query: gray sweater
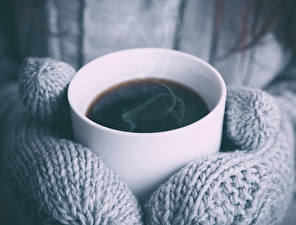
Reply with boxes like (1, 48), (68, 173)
(0, 0), (296, 224)
(1, 0), (296, 117)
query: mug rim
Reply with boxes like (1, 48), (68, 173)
(68, 48), (226, 137)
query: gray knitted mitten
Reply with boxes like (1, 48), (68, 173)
(4, 58), (143, 225)
(145, 88), (295, 225)
(3, 57), (295, 225)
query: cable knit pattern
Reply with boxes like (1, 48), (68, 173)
(145, 88), (294, 225)
(2, 58), (295, 225)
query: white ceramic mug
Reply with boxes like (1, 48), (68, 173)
(68, 48), (226, 199)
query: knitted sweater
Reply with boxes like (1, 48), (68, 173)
(0, 0), (296, 224)
(2, 0), (296, 118)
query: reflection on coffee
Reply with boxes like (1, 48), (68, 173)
(86, 78), (209, 132)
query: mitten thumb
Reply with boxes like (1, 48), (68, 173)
(223, 87), (281, 150)
(18, 57), (75, 125)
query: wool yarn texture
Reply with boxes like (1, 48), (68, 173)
(145, 88), (294, 225)
(4, 58), (143, 225)
(3, 57), (295, 225)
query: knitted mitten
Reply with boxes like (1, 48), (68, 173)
(145, 88), (295, 225)
(3, 57), (295, 225)
(3, 58), (143, 225)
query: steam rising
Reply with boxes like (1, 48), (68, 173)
(90, 1), (186, 132)
(106, 0), (180, 48)
(122, 82), (185, 131)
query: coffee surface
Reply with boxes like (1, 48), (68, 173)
(86, 78), (209, 132)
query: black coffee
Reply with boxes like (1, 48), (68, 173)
(86, 78), (209, 133)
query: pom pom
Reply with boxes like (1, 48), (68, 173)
(19, 57), (75, 123)
(225, 87), (281, 149)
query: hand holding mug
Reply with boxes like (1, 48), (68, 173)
(68, 48), (226, 199)
(3, 51), (294, 225)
